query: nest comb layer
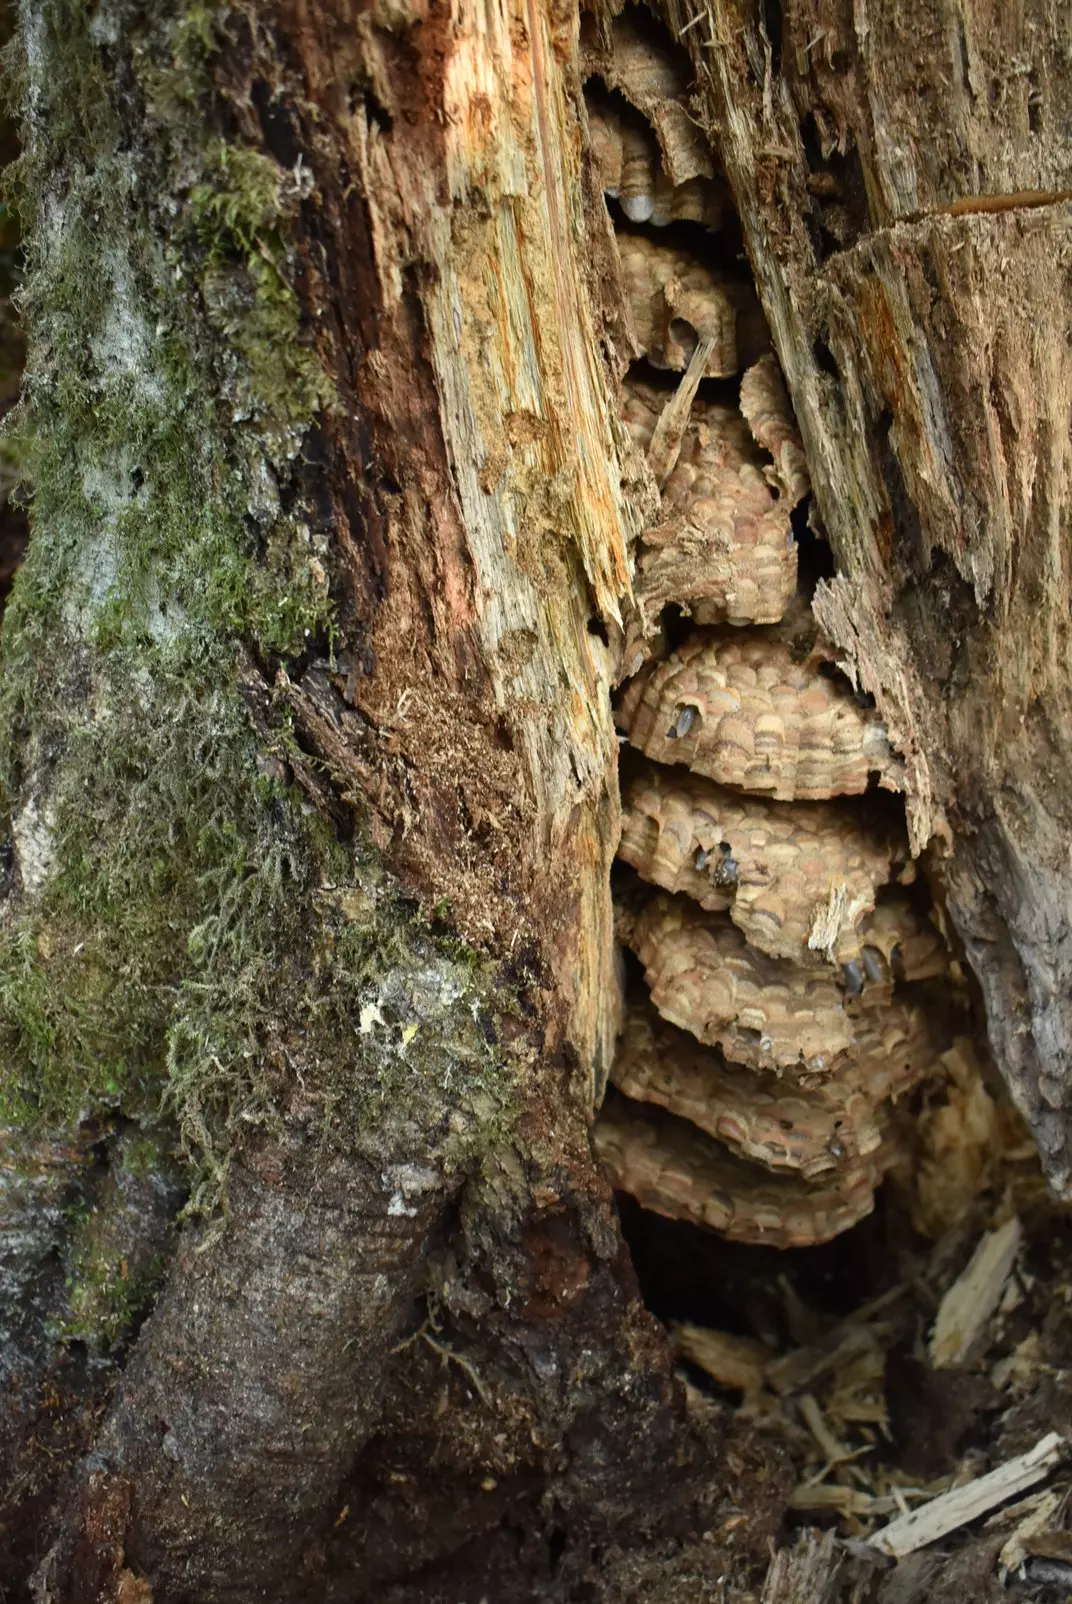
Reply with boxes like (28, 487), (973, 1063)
(621, 376), (801, 628)
(616, 630), (904, 800)
(619, 891), (854, 1074)
(617, 232), (768, 377)
(582, 11), (715, 188)
(587, 98), (725, 229)
(843, 995), (944, 1106)
(618, 761), (909, 965)
(593, 1095), (888, 1248)
(852, 898), (950, 986)
(611, 1003), (887, 1179)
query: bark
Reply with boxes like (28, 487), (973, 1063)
(0, 0), (1070, 1600)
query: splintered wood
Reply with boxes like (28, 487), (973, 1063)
(929, 1216), (1023, 1369)
(869, 1433), (1066, 1559)
(585, 8), (967, 1255)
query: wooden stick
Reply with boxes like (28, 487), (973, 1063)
(646, 336), (715, 487)
(869, 1433), (1066, 1558)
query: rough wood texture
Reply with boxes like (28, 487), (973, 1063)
(593, 1094), (886, 1246)
(617, 630), (904, 800)
(650, 0), (1072, 1191)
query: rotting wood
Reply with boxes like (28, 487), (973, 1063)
(759, 1527), (841, 1604)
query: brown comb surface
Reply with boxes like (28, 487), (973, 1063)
(845, 995), (944, 1105)
(621, 378), (799, 628)
(592, 1096), (886, 1248)
(622, 891), (853, 1074)
(611, 1003), (886, 1178)
(616, 630), (904, 800)
(857, 898), (950, 984)
(586, 100), (725, 229)
(739, 355), (811, 507)
(619, 761), (906, 964)
(582, 11), (717, 190)
(617, 232), (768, 377)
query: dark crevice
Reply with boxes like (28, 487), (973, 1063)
(617, 1191), (898, 1336)
(800, 114), (871, 258)
(761, 0), (782, 77)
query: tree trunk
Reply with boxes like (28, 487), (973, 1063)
(1, 0), (1069, 1600)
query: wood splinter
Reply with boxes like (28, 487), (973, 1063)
(868, 1432), (1067, 1559)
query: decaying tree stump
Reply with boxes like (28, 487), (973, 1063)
(1, 0), (1070, 1599)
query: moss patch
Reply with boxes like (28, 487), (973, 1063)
(0, 0), (515, 1206)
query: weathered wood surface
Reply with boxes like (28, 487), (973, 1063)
(646, 0), (1072, 1191)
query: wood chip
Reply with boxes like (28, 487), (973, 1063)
(929, 1215), (1022, 1368)
(788, 1483), (881, 1517)
(996, 1488), (1063, 1573)
(760, 1529), (840, 1604)
(868, 1433), (1066, 1558)
(671, 1320), (768, 1402)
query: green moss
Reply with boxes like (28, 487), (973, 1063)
(0, 0), (515, 1207)
(61, 1205), (169, 1353)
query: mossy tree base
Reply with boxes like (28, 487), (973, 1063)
(4, 0), (1072, 1599)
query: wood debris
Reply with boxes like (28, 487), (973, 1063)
(759, 1529), (840, 1603)
(929, 1215), (1022, 1369)
(868, 1433), (1066, 1558)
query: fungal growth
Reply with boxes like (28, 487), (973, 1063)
(586, 12), (965, 1250)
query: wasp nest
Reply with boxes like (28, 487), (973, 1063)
(621, 374), (803, 629)
(620, 891), (855, 1075)
(617, 632), (904, 800)
(593, 1097), (888, 1249)
(616, 232), (768, 377)
(587, 98), (725, 229)
(619, 762), (909, 964)
(582, 10), (717, 191)
(611, 1003), (886, 1178)
(587, 17), (955, 1249)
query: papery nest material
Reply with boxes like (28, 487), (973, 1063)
(593, 1093), (891, 1247)
(618, 890), (854, 1074)
(619, 760), (910, 965)
(621, 373), (802, 631)
(586, 97), (726, 229)
(616, 231), (769, 377)
(616, 629), (904, 800)
(610, 1002), (887, 1179)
